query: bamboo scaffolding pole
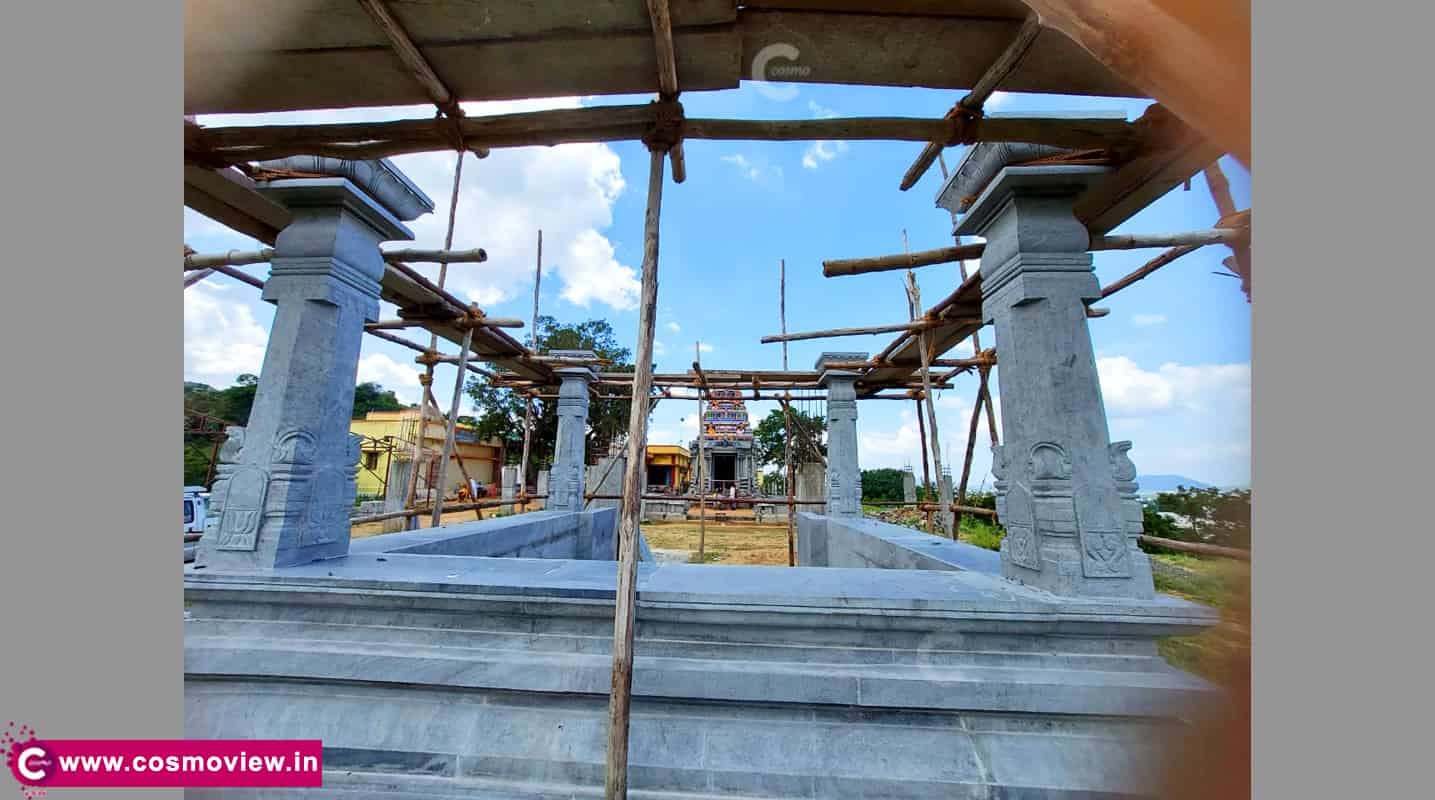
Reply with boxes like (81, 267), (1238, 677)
(605, 148), (666, 800)
(1202, 163), (1251, 300)
(643, 0), (686, 183)
(349, 494), (530, 526)
(423, 384), (483, 521)
(780, 258), (796, 566)
(822, 228), (1247, 277)
(584, 493), (827, 505)
(184, 247), (488, 270)
(403, 150), (467, 525)
(694, 344), (708, 561)
(518, 230), (543, 510)
(906, 273), (954, 539)
(916, 396), (933, 534)
(760, 318), (948, 344)
(900, 13), (1043, 191)
(195, 108), (1135, 163)
(1139, 535), (1251, 562)
(1100, 245), (1202, 297)
(952, 367), (991, 532)
(937, 152), (999, 449)
(429, 325), (474, 526)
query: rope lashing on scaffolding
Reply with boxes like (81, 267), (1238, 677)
(642, 98), (685, 153)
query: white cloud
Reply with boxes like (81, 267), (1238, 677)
(653, 340), (668, 357)
(1132, 313), (1167, 327)
(1097, 356), (1250, 418)
(1098, 356), (1176, 416)
(698, 342), (715, 353)
(666, 321), (681, 334)
(183, 282), (270, 387)
(802, 139), (848, 170)
(801, 100), (850, 169)
(356, 353), (423, 405)
(720, 153), (763, 181)
(189, 97), (640, 313)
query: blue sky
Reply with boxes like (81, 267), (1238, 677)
(184, 81), (1251, 489)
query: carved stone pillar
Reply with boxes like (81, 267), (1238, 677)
(545, 353), (597, 513)
(940, 153), (1154, 599)
(817, 352), (866, 518)
(197, 162), (432, 570)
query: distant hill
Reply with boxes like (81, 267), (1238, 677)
(1136, 474), (1213, 493)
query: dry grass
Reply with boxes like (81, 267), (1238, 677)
(640, 520), (792, 565)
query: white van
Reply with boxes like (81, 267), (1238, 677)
(183, 486), (209, 535)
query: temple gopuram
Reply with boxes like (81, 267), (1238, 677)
(690, 389), (757, 497)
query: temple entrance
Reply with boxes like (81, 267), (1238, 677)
(713, 453), (736, 485)
(646, 464), (672, 488)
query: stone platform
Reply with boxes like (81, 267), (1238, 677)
(185, 512), (1215, 799)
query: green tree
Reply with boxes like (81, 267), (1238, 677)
(1153, 486), (1252, 549)
(861, 468), (906, 502)
(752, 408), (827, 469)
(465, 316), (636, 481)
(182, 375), (412, 487)
(351, 381), (408, 418)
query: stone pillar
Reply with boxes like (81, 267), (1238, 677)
(198, 164), (432, 570)
(545, 353), (597, 513)
(590, 452), (626, 513)
(381, 457), (414, 534)
(535, 469), (549, 510)
(796, 463), (827, 505)
(902, 468), (917, 504)
(817, 352), (866, 518)
(501, 465), (518, 513)
(941, 154), (1153, 599)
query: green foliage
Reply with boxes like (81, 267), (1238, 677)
(465, 316), (635, 477)
(959, 517), (1006, 551)
(860, 468), (906, 502)
(351, 382), (408, 418)
(183, 375), (411, 488)
(752, 408), (826, 469)
(1152, 486), (1252, 549)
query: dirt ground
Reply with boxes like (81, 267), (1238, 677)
(639, 520), (792, 565)
(349, 504), (534, 540)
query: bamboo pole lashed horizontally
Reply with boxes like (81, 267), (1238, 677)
(822, 228), (1248, 277)
(191, 106), (1136, 163)
(183, 247), (488, 270)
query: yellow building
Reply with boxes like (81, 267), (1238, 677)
(645, 444), (691, 494)
(350, 410), (505, 501)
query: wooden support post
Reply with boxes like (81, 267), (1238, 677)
(518, 229), (543, 509)
(780, 258), (796, 566)
(424, 385), (482, 520)
(430, 326), (474, 526)
(403, 148), (467, 527)
(953, 367), (991, 534)
(906, 274), (953, 539)
(915, 396), (934, 535)
(694, 346), (708, 562)
(605, 148), (665, 800)
(1203, 162), (1251, 300)
(899, 14), (1042, 191)
(760, 319), (944, 344)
